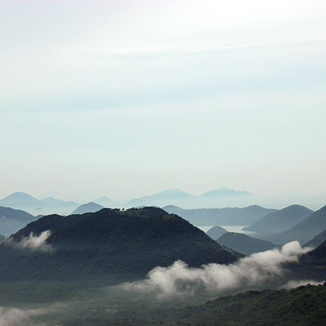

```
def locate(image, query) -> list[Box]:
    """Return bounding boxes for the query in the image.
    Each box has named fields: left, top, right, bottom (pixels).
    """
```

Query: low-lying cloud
left=4, top=230, right=54, bottom=253
left=0, top=306, right=49, bottom=326
left=122, top=241, right=313, bottom=298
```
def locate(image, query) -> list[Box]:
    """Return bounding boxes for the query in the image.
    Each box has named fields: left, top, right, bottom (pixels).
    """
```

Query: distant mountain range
left=260, top=205, right=326, bottom=245
left=122, top=188, right=254, bottom=208
left=0, top=188, right=254, bottom=215
left=163, top=205, right=276, bottom=226
left=0, top=207, right=239, bottom=282
left=243, top=205, right=313, bottom=235
left=0, top=192, right=80, bottom=216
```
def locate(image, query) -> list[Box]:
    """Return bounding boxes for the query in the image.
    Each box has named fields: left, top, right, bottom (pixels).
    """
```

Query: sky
left=1, top=0, right=326, bottom=204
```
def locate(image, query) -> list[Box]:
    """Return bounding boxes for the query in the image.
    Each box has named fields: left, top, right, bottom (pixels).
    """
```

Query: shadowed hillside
left=0, top=207, right=237, bottom=283
left=217, top=232, right=277, bottom=255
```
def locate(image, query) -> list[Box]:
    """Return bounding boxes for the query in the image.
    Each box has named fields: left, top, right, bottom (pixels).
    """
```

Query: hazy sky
left=1, top=0, right=325, bottom=202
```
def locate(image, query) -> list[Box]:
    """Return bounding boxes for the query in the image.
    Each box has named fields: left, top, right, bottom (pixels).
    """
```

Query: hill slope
left=243, top=204, right=313, bottom=235
left=217, top=232, right=277, bottom=255
left=0, top=207, right=238, bottom=282
left=265, top=204, right=326, bottom=245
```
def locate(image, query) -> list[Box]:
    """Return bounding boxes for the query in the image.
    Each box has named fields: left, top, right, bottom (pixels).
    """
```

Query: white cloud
left=122, top=241, right=313, bottom=298
left=0, top=307, right=48, bottom=326
left=4, top=230, right=54, bottom=253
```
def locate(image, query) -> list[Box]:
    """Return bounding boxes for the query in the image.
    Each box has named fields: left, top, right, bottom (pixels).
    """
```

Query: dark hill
left=265, top=204, right=326, bottom=245
left=161, top=284, right=326, bottom=326
left=71, top=202, right=104, bottom=214
left=243, top=205, right=313, bottom=235
left=217, top=232, right=277, bottom=256
left=0, top=207, right=237, bottom=282
left=163, top=205, right=276, bottom=226
left=206, top=226, right=227, bottom=239
left=0, top=206, right=36, bottom=236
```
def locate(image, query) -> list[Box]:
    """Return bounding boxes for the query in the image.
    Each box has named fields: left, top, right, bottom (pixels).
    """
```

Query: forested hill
left=0, top=207, right=238, bottom=282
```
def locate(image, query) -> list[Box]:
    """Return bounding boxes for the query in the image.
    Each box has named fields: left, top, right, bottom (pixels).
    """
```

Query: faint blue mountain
left=0, top=192, right=42, bottom=207
left=142, top=189, right=195, bottom=202
left=164, top=205, right=276, bottom=226
left=243, top=204, right=313, bottom=235
left=206, top=226, right=228, bottom=240
left=0, top=206, right=37, bottom=236
left=0, top=192, right=79, bottom=215
left=199, top=188, right=253, bottom=199
left=72, top=202, right=104, bottom=215
left=94, top=196, right=116, bottom=207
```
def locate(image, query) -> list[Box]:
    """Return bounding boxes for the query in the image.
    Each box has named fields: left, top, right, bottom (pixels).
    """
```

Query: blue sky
left=1, top=0, right=325, bottom=204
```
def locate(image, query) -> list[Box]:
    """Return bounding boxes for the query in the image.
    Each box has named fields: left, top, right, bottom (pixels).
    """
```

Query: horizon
left=1, top=188, right=326, bottom=211
left=1, top=1, right=325, bottom=206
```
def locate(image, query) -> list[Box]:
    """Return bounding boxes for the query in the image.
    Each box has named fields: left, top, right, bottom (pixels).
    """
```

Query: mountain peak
left=200, top=188, right=252, bottom=198
left=141, top=189, right=194, bottom=201
left=2, top=192, right=38, bottom=201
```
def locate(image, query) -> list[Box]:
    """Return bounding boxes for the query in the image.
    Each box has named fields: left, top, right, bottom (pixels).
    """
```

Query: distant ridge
left=164, top=205, right=276, bottom=226
left=94, top=196, right=116, bottom=207
left=265, top=204, right=326, bottom=245
left=0, top=206, right=36, bottom=236
left=243, top=205, right=313, bottom=235
left=121, top=188, right=255, bottom=209
left=200, top=188, right=252, bottom=198
left=142, top=188, right=195, bottom=201
left=0, top=192, right=79, bottom=215
left=206, top=226, right=228, bottom=240
left=0, top=192, right=41, bottom=207
left=72, top=202, right=104, bottom=215
left=217, top=232, right=277, bottom=256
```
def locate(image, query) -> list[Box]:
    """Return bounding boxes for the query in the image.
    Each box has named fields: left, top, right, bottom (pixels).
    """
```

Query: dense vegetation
left=0, top=207, right=237, bottom=282
left=4, top=282, right=326, bottom=325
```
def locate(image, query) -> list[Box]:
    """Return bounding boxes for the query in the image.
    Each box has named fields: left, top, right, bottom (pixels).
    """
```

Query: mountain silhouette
left=94, top=196, right=116, bottom=207
left=164, top=205, right=276, bottom=226
left=265, top=204, right=326, bottom=245
left=0, top=206, right=36, bottom=236
left=199, top=187, right=252, bottom=198
left=243, top=205, right=313, bottom=235
left=0, top=192, right=79, bottom=215
left=0, top=207, right=238, bottom=282
left=217, top=232, right=277, bottom=256
left=206, top=226, right=228, bottom=239
left=72, top=202, right=104, bottom=214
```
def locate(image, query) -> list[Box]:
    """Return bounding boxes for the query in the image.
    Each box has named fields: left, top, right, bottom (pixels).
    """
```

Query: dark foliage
left=0, top=207, right=237, bottom=282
